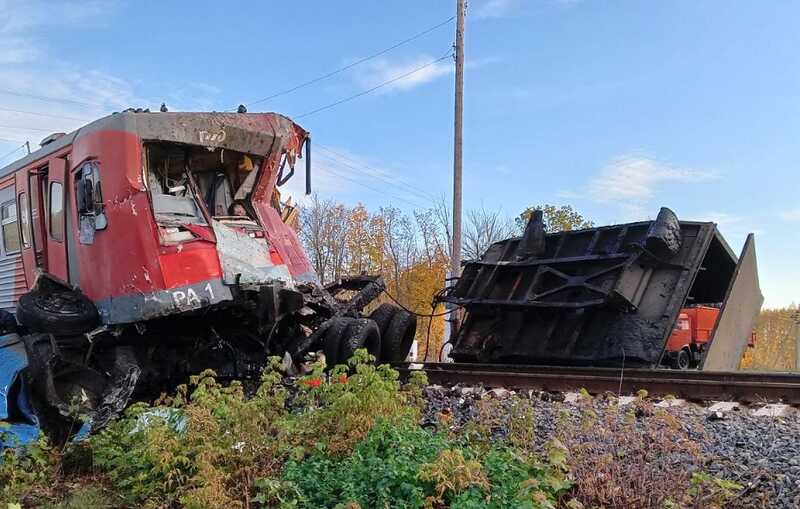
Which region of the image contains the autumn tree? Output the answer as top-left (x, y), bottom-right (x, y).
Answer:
top-left (299, 194), bottom-right (349, 284)
top-left (740, 306), bottom-right (799, 371)
top-left (517, 204), bottom-right (594, 233)
top-left (462, 205), bottom-right (516, 260)
top-left (298, 198), bottom-right (451, 361)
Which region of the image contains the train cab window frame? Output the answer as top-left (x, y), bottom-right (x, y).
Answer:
top-left (75, 161), bottom-right (107, 245)
top-left (49, 181), bottom-right (64, 242)
top-left (1, 200), bottom-right (20, 254)
top-left (17, 192), bottom-right (30, 249)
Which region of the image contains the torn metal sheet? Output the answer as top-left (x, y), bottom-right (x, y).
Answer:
top-left (211, 220), bottom-right (294, 286)
top-left (702, 233), bottom-right (764, 371)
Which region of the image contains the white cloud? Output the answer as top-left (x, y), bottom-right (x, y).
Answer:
top-left (353, 54), bottom-right (453, 92)
top-left (0, 1), bottom-right (170, 150)
top-left (562, 155), bottom-right (720, 221)
top-left (780, 209), bottom-right (800, 222)
top-left (473, 0), bottom-right (517, 19)
top-left (704, 211), bottom-right (743, 228)
top-left (586, 155), bottom-right (718, 203)
top-left (0, 0), bottom-right (129, 139)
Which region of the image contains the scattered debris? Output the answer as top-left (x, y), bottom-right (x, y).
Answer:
top-left (655, 397), bottom-right (686, 408)
top-left (708, 401), bottom-right (741, 413)
top-left (752, 403), bottom-right (793, 418)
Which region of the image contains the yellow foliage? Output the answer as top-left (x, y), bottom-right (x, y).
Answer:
top-left (740, 307), bottom-right (799, 371)
top-left (418, 449), bottom-right (490, 505)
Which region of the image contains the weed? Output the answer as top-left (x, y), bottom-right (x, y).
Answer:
top-left (0, 436), bottom-right (59, 505)
top-left (558, 400), bottom-right (733, 509)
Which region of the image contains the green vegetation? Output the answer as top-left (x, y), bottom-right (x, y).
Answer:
top-left (1, 351), bottom-right (738, 508)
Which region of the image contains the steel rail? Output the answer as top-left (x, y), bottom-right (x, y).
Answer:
top-left (393, 363), bottom-right (800, 404)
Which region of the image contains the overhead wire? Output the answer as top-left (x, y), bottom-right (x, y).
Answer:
top-left (0, 144), bottom-right (26, 164)
top-left (0, 136), bottom-right (26, 144)
top-left (0, 124), bottom-right (53, 132)
top-left (317, 143), bottom-right (438, 202)
top-left (296, 51), bottom-right (453, 119)
top-left (0, 21), bottom-right (454, 205)
top-left (317, 163), bottom-right (426, 209)
top-left (0, 106), bottom-right (91, 122)
top-left (0, 88), bottom-right (106, 108)
top-left (235, 15), bottom-right (455, 110)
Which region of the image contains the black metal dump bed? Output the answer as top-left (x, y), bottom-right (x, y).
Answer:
top-left (442, 208), bottom-right (738, 367)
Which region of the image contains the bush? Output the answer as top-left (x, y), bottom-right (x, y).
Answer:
top-left (279, 417), bottom-right (571, 509)
top-left (0, 436), bottom-right (59, 504)
top-left (0, 351), bottom-right (742, 508)
top-left (88, 350), bottom-right (427, 507)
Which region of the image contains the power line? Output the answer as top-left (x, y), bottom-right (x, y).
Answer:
top-left (0, 124), bottom-right (54, 132)
top-left (0, 136), bottom-right (26, 144)
top-left (296, 51), bottom-right (453, 119)
top-left (236, 16), bottom-right (455, 110)
top-left (0, 106), bottom-right (91, 122)
top-left (316, 146), bottom-right (437, 202)
top-left (0, 88), bottom-right (106, 108)
top-left (0, 144), bottom-right (26, 164)
top-left (317, 152), bottom-right (432, 203)
top-left (319, 165), bottom-right (427, 209)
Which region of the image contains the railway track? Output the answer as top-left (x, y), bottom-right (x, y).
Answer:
top-left (393, 362), bottom-right (800, 404)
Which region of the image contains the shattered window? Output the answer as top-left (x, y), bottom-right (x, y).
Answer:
top-left (1, 200), bottom-right (20, 254)
top-left (145, 142), bottom-right (263, 225)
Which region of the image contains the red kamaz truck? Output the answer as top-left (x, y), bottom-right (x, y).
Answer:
top-left (0, 110), bottom-right (416, 443)
top-left (664, 305), bottom-right (756, 370)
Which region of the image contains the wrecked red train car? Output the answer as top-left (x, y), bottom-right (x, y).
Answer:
top-left (0, 111), bottom-right (416, 443)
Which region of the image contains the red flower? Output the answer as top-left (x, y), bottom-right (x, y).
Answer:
top-left (301, 378), bottom-right (322, 388)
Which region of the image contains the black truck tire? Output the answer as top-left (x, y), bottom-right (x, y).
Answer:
top-left (381, 310), bottom-right (417, 362)
top-left (339, 318), bottom-right (381, 362)
top-left (17, 287), bottom-right (98, 335)
top-left (673, 348), bottom-right (691, 370)
top-left (369, 303), bottom-right (398, 338)
top-left (323, 317), bottom-right (356, 368)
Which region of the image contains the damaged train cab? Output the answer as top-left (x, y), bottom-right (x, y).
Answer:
top-left (0, 111), bottom-right (416, 444)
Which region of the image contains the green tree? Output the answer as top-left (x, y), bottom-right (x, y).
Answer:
top-left (517, 204), bottom-right (594, 233)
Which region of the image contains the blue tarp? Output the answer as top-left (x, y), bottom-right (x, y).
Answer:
top-left (1, 333), bottom-right (92, 448)
top-left (0, 333), bottom-right (39, 447)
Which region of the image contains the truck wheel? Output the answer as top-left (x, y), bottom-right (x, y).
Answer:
top-left (340, 318), bottom-right (381, 362)
top-left (17, 288), bottom-right (98, 335)
top-left (369, 303), bottom-right (398, 338)
top-left (674, 348), bottom-right (691, 370)
top-left (381, 310), bottom-right (417, 362)
top-left (323, 317), bottom-right (355, 368)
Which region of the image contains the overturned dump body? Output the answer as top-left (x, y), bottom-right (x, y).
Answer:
top-left (441, 208), bottom-right (755, 368)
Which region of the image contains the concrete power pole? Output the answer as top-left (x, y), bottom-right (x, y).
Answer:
top-left (451, 0), bottom-right (465, 290)
top-left (446, 0), bottom-right (466, 350)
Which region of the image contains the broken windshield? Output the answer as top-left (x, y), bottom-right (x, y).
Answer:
top-left (145, 142), bottom-right (264, 226)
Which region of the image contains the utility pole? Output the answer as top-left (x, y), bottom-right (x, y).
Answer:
top-left (447, 0), bottom-right (466, 348)
top-left (451, 0), bottom-right (465, 289)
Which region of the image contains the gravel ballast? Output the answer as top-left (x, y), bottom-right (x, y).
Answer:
top-left (420, 383), bottom-right (800, 508)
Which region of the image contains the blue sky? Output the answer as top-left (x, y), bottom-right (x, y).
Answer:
top-left (0, 0), bottom-right (798, 307)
